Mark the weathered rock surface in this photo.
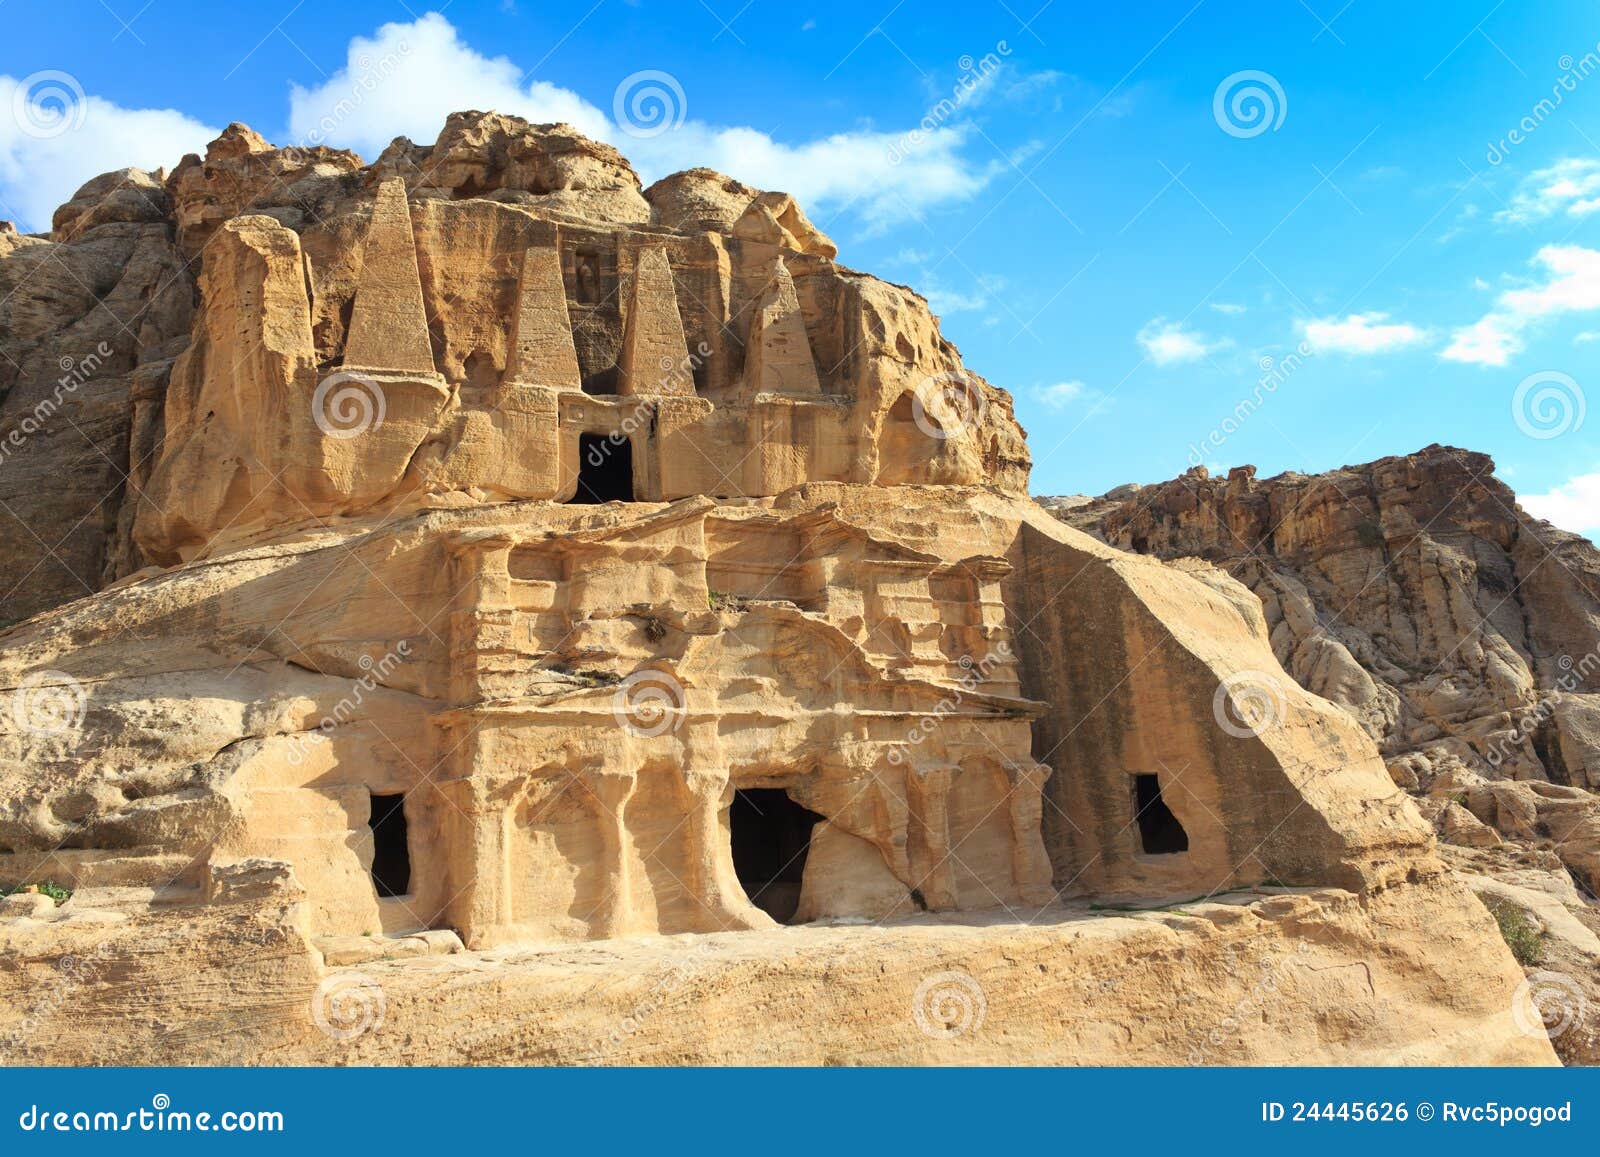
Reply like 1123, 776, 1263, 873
0, 119, 1561, 1066
1054, 444, 1600, 1061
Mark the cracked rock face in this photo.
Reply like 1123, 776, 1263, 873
0, 118, 1559, 1065
1054, 445, 1600, 1061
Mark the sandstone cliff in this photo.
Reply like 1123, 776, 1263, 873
1052, 444, 1600, 1062
0, 117, 1568, 1066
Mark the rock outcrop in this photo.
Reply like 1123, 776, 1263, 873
0, 119, 1561, 1065
1054, 444, 1600, 1062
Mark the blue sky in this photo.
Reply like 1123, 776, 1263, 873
2, 0, 1598, 528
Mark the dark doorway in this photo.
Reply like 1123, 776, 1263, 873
1132, 773, 1188, 855
730, 788, 824, 923
569, 433, 634, 503
368, 792, 411, 897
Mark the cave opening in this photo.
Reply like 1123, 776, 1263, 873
569, 433, 634, 503
730, 788, 824, 923
1133, 773, 1189, 855
368, 792, 412, 897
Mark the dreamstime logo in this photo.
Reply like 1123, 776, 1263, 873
912, 970, 987, 1039
1512, 370, 1585, 440
611, 669, 686, 738
911, 370, 988, 440
1, 341, 113, 469
885, 643, 1012, 766
284, 642, 412, 768
887, 41, 1012, 164
1511, 970, 1587, 1040
3, 942, 115, 1056
613, 70, 687, 138
1187, 342, 1313, 466
11, 70, 86, 140
311, 972, 386, 1041
1186, 941, 1313, 1063
280, 43, 411, 165
1212, 669, 1287, 739
585, 939, 716, 1061
1486, 42, 1600, 164
312, 372, 387, 440
10, 670, 86, 737
1487, 647, 1600, 768
1213, 70, 1287, 139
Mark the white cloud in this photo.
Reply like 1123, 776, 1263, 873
920, 280, 987, 315
1137, 318, 1227, 366
1210, 302, 1247, 315
1577, 331, 1600, 345
3, 14, 1006, 237
1002, 69, 1068, 103
1300, 311, 1429, 355
288, 14, 612, 148
1497, 158, 1600, 225
1441, 315, 1522, 367
287, 13, 1000, 235
1034, 381, 1086, 408
1441, 245, 1600, 366
1521, 471, 1600, 536
0, 75, 216, 231
1032, 380, 1111, 416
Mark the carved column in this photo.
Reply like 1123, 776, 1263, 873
905, 763, 961, 911
437, 772, 520, 949
444, 536, 520, 703
1004, 761, 1056, 905
583, 767, 639, 939
873, 774, 912, 883
682, 767, 775, 932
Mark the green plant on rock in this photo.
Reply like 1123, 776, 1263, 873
0, 880, 72, 904
1485, 898, 1545, 967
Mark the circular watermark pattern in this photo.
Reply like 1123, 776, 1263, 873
10, 670, 86, 736
912, 970, 987, 1039
911, 370, 988, 440
312, 372, 387, 440
312, 972, 387, 1041
1213, 70, 1287, 139
613, 70, 687, 139
1511, 370, 1585, 440
11, 70, 86, 140
1511, 970, 1586, 1040
611, 669, 686, 738
1212, 669, 1287, 739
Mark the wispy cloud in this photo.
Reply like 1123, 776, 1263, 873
1137, 317, 1229, 366
1300, 312, 1429, 355
1032, 380, 1111, 416
1441, 245, 1600, 366
1496, 158, 1600, 226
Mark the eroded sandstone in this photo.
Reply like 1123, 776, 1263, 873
0, 118, 1558, 1065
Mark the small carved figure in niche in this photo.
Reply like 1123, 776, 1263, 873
575, 253, 600, 303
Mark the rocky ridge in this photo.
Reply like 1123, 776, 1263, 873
1051, 443, 1600, 1061
0, 115, 1570, 1066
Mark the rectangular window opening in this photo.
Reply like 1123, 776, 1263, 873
369, 792, 412, 897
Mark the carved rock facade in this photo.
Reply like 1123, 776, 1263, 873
0, 117, 1552, 1064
